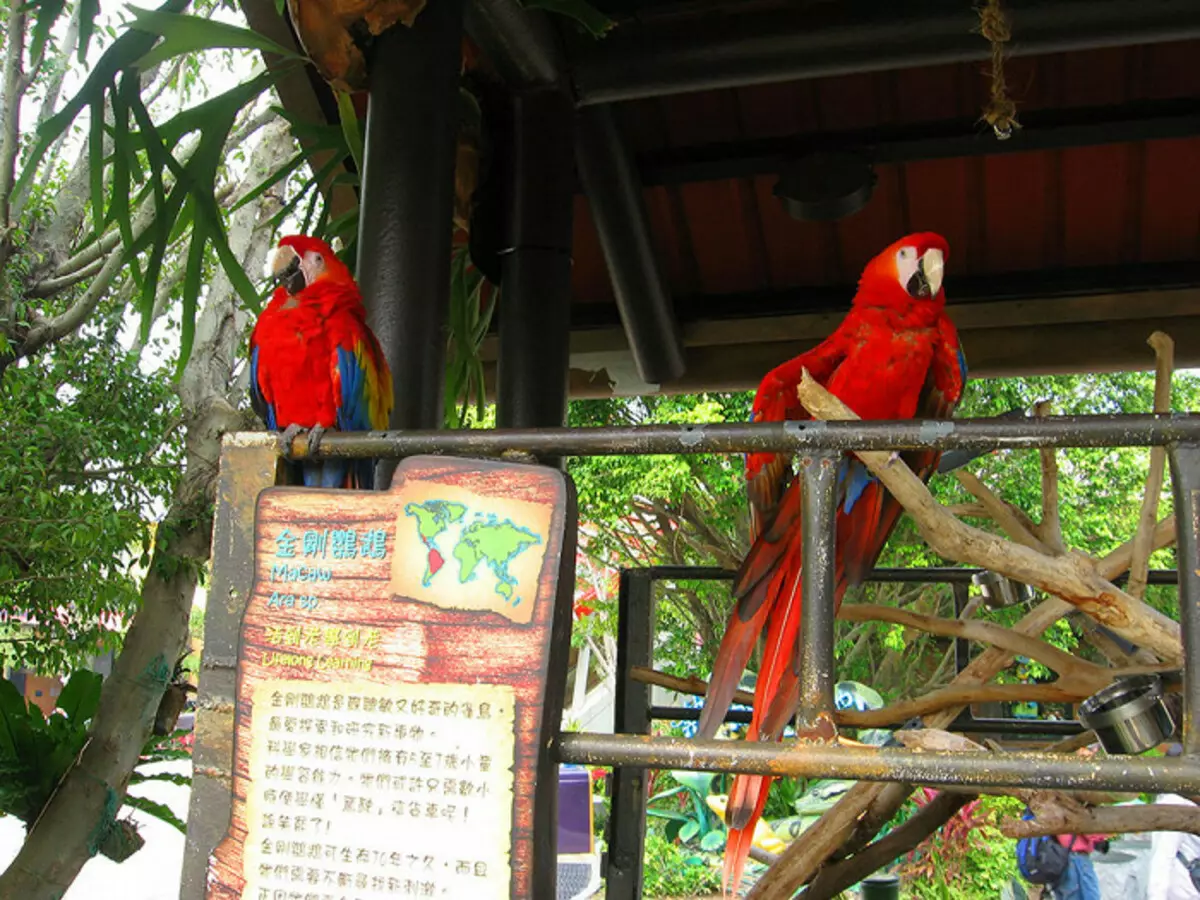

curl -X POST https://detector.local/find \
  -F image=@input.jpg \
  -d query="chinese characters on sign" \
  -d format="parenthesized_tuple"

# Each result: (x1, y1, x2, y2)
(244, 680, 516, 900)
(268, 527, 389, 613)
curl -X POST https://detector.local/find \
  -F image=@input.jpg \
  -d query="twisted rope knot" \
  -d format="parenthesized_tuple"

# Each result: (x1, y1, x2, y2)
(977, 0, 1021, 140)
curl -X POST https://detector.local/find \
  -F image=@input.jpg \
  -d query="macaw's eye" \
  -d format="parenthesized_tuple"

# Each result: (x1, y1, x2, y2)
(898, 247, 916, 261)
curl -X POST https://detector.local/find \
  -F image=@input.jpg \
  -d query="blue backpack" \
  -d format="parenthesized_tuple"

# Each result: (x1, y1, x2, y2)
(1015, 810, 1071, 885)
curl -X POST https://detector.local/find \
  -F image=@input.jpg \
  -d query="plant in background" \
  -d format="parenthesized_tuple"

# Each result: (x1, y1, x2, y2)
(896, 790, 1021, 899)
(647, 770, 726, 853)
(642, 831, 723, 898)
(0, 671, 190, 862)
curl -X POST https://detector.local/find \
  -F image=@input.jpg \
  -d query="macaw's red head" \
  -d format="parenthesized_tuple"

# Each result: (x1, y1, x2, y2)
(855, 232, 949, 311)
(263, 235, 353, 297)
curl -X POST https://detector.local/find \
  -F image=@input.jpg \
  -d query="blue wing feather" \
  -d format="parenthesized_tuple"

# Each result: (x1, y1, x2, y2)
(249, 345, 277, 430)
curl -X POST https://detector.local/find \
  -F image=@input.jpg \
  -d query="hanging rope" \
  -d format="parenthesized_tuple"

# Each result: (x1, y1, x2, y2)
(978, 0, 1021, 139)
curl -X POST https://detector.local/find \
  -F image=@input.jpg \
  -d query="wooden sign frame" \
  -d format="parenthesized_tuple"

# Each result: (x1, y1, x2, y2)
(206, 456, 577, 900)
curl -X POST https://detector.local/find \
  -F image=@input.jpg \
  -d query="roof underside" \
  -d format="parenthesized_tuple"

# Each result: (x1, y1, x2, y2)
(245, 0, 1200, 397)
(554, 39, 1200, 395)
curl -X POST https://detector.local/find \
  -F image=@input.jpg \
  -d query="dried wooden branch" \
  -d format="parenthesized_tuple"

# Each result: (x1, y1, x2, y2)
(838, 603, 1115, 693)
(954, 469, 1051, 553)
(629, 665, 755, 708)
(1034, 400, 1065, 552)
(796, 370, 1182, 665)
(746, 782, 882, 900)
(799, 790, 973, 900)
(1097, 514, 1175, 578)
(1001, 801, 1200, 837)
(946, 502, 989, 518)
(1127, 331, 1175, 599)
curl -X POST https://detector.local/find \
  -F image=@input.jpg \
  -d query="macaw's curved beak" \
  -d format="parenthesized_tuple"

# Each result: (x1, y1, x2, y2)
(265, 245, 306, 296)
(907, 247, 945, 299)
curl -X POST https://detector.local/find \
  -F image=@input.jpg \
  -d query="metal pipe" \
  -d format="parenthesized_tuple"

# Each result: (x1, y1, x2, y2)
(496, 88, 574, 464)
(1168, 442, 1200, 756)
(627, 565, 1179, 586)
(286, 414, 1200, 460)
(557, 733, 1200, 794)
(638, 100, 1200, 187)
(464, 0, 565, 89)
(649, 707, 1085, 737)
(570, 0, 1200, 105)
(796, 453, 838, 731)
(575, 105, 686, 385)
(357, 0, 465, 484)
(607, 572, 655, 900)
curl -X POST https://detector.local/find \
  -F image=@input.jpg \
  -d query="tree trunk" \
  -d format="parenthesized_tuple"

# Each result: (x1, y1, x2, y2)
(0, 119, 292, 899)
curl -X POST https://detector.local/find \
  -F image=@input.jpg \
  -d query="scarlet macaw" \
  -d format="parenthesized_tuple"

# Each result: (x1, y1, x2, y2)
(697, 233, 967, 895)
(249, 235, 393, 488)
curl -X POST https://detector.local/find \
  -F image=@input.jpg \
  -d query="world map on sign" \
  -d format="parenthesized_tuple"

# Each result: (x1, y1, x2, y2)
(403, 499, 544, 607)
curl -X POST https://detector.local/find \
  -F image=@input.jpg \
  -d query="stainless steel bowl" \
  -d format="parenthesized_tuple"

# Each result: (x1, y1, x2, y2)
(1079, 674, 1175, 755)
(971, 570, 1035, 610)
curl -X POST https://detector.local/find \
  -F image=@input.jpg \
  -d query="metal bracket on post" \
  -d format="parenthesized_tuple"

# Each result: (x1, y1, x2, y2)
(605, 570, 655, 900)
(1168, 442, 1200, 756)
(796, 453, 839, 736)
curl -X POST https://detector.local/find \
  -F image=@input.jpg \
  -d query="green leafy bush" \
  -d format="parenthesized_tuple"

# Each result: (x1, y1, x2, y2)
(0, 670, 191, 858)
(642, 831, 723, 898)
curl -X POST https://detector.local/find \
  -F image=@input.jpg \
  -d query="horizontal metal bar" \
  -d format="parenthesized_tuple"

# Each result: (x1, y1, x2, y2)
(639, 100, 1200, 187)
(556, 733, 1200, 794)
(631, 565, 1179, 585)
(650, 706, 1085, 738)
(570, 0, 1200, 105)
(285, 413, 1200, 460)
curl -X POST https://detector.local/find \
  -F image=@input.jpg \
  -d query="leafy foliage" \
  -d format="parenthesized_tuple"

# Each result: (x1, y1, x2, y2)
(896, 792, 1023, 899)
(0, 669, 189, 846)
(642, 831, 723, 898)
(0, 334, 181, 672)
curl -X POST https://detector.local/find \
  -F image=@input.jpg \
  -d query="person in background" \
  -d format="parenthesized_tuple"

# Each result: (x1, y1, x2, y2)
(1050, 743, 1107, 900)
(1146, 744, 1200, 900)
(1050, 833, 1105, 900)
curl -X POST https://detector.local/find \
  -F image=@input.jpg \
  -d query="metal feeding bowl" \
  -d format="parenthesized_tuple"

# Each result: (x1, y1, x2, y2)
(1079, 674, 1175, 755)
(971, 570, 1035, 610)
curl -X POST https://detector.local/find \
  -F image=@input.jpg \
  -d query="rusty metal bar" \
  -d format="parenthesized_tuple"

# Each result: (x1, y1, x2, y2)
(556, 733, 1200, 794)
(635, 565, 1179, 586)
(284, 414, 1200, 460)
(1168, 442, 1200, 756)
(796, 453, 839, 732)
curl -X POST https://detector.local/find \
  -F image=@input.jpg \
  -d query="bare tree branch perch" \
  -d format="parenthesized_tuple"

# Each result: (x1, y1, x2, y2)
(1127, 331, 1174, 599)
(796, 370, 1182, 664)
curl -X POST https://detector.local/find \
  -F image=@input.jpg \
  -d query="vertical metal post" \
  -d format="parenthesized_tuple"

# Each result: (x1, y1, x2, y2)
(1168, 442, 1200, 755)
(796, 453, 839, 735)
(575, 105, 686, 386)
(496, 88, 574, 466)
(953, 582, 971, 675)
(356, 0, 466, 484)
(606, 571, 654, 899)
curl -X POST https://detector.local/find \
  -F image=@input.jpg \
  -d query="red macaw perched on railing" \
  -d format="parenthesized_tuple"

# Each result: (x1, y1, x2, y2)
(249, 235, 393, 488)
(696, 233, 967, 895)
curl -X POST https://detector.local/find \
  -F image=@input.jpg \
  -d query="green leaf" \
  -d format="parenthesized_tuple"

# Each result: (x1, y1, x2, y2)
(11, 0, 190, 219)
(0, 678, 30, 759)
(78, 0, 100, 62)
(520, 0, 614, 38)
(334, 90, 364, 174)
(679, 819, 700, 843)
(128, 6, 303, 70)
(176, 206, 208, 376)
(57, 671, 102, 723)
(700, 830, 726, 852)
(27, 0, 67, 68)
(231, 151, 305, 211)
(122, 792, 187, 833)
(88, 94, 107, 235)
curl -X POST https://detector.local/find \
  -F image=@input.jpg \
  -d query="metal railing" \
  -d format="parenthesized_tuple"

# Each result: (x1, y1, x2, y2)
(290, 414, 1200, 894)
